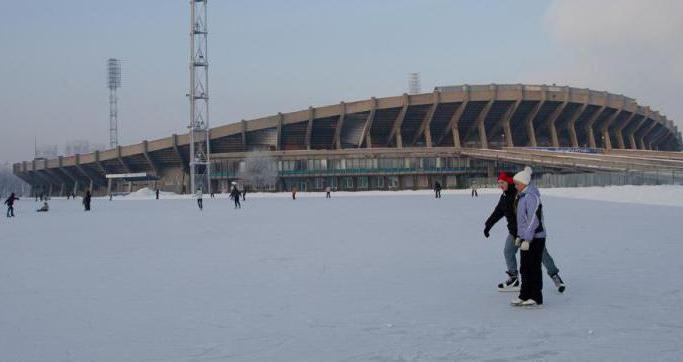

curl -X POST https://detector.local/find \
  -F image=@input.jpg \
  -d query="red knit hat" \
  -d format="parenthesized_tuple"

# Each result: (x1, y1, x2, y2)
(497, 171, 514, 184)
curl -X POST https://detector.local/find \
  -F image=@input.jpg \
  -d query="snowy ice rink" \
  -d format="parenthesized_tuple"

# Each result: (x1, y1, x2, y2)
(1, 186, 683, 361)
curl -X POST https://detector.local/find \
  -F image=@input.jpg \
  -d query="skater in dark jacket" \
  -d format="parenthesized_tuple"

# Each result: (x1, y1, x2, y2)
(4, 193, 19, 217)
(230, 184, 241, 209)
(155, 188, 160, 200)
(434, 181, 442, 198)
(83, 190, 92, 211)
(484, 171, 565, 293)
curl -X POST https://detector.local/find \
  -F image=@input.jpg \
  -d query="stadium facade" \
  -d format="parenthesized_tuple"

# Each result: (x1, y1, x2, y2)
(13, 84, 683, 195)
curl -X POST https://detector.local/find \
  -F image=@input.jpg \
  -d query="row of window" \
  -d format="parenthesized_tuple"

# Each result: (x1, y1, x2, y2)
(212, 157, 475, 174)
(282, 176, 398, 191)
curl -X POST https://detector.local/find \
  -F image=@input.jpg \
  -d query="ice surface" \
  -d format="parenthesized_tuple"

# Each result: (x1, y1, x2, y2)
(1, 186, 682, 361)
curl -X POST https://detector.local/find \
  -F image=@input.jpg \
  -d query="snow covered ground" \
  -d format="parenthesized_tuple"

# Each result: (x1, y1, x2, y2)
(1, 186, 682, 361)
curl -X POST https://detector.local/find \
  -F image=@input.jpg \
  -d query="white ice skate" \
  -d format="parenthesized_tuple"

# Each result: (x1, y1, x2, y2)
(520, 299, 543, 308)
(510, 298, 525, 306)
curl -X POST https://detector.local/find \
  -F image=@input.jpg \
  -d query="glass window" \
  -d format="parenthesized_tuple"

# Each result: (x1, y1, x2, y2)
(358, 176, 368, 189)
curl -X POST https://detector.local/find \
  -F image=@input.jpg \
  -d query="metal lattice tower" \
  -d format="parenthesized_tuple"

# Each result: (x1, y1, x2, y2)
(409, 72, 421, 94)
(107, 58, 121, 148)
(188, 0, 211, 194)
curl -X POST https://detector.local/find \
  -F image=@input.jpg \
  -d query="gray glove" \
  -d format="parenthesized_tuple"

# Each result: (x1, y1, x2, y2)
(514, 237, 522, 247)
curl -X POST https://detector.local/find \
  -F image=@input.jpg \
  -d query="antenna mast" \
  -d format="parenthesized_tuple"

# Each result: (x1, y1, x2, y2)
(188, 0, 211, 194)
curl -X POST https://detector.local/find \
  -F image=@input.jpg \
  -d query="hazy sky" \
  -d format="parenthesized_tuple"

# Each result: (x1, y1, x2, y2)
(1, 0, 681, 162)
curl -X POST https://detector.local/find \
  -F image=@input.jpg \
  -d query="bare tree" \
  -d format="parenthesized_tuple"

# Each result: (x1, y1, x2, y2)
(0, 162, 30, 196)
(238, 152, 279, 191)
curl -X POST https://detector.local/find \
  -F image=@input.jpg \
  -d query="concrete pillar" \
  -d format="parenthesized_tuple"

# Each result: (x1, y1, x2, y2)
(333, 102, 345, 149)
(358, 98, 376, 148)
(628, 111, 650, 149)
(387, 94, 409, 148)
(475, 100, 493, 149)
(305, 107, 314, 150)
(452, 127, 462, 149)
(412, 91, 439, 147)
(546, 102, 567, 148)
(524, 101, 542, 147)
(615, 112, 637, 149)
(584, 106, 605, 149)
(497, 100, 519, 148)
(438, 100, 467, 147)
(639, 121, 659, 150)
(275, 113, 284, 151)
(567, 103, 587, 147)
(240, 120, 247, 151)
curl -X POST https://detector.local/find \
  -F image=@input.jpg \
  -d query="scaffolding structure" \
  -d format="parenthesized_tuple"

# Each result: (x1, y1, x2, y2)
(188, 0, 211, 194)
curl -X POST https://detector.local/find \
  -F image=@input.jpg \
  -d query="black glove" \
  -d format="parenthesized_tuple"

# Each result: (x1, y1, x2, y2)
(483, 227, 490, 238)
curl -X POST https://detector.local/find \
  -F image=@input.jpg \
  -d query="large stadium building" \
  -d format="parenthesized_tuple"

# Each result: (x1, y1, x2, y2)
(13, 84, 683, 195)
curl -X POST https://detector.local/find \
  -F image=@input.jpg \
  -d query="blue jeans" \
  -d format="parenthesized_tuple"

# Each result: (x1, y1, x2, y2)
(504, 234, 559, 277)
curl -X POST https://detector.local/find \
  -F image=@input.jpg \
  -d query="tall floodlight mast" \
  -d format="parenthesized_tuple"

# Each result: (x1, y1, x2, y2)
(108, 58, 121, 148)
(188, 0, 211, 194)
(408, 73, 421, 94)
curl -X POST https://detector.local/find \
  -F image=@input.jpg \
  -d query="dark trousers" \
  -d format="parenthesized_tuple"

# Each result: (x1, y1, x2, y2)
(234, 198, 241, 208)
(519, 237, 545, 304)
(7, 206, 14, 217)
(197, 199, 203, 210)
(326, 192, 331, 198)
(435, 190, 441, 198)
(84, 202, 91, 211)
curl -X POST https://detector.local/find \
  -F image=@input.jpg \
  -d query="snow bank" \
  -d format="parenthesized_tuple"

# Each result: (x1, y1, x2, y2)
(112, 185, 683, 207)
(542, 185, 683, 207)
(117, 187, 179, 200)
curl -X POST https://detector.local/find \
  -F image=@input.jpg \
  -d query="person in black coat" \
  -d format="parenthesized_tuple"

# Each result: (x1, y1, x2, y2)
(229, 184, 241, 209)
(434, 181, 442, 198)
(4, 192, 19, 217)
(83, 190, 92, 211)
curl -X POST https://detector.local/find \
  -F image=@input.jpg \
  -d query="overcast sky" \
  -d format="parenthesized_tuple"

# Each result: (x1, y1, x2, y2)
(1, 0, 681, 163)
